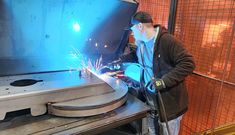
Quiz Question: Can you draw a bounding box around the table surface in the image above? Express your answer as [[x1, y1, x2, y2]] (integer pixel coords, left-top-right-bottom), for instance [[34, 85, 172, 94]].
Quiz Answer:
[[0, 94, 150, 135]]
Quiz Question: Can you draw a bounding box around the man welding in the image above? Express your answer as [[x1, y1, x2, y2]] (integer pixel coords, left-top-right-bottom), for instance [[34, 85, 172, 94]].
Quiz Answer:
[[108, 11, 195, 135]]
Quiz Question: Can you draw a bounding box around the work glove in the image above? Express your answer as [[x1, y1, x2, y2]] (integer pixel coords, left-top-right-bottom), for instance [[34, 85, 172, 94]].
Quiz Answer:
[[108, 63, 121, 70], [106, 58, 122, 70], [99, 59, 122, 73], [146, 78, 166, 93]]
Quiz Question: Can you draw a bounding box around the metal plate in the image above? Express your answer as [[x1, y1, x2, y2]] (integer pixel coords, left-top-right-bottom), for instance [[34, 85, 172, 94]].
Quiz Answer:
[[48, 73, 128, 117], [0, 70, 127, 120]]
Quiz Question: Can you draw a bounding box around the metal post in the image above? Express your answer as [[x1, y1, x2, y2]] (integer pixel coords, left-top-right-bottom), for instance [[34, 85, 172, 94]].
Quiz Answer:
[[168, 0, 178, 34]]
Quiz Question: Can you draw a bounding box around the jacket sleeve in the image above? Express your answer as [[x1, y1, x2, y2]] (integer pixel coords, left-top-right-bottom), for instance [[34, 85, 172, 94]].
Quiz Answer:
[[161, 35, 195, 88], [120, 43, 138, 63], [120, 51, 138, 63]]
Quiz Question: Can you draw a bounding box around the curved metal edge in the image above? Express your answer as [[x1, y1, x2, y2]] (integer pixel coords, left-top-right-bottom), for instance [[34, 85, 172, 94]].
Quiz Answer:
[[48, 95, 128, 117], [51, 93, 127, 110]]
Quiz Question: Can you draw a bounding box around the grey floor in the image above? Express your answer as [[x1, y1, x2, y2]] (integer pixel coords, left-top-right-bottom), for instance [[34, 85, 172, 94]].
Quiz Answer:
[[99, 126, 136, 135], [100, 129, 135, 135], [99, 123, 149, 135]]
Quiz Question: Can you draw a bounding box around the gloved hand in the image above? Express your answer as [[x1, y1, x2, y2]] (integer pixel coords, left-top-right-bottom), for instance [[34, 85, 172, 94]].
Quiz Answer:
[[108, 63, 121, 70], [106, 58, 122, 70], [99, 59, 122, 73], [146, 78, 166, 92]]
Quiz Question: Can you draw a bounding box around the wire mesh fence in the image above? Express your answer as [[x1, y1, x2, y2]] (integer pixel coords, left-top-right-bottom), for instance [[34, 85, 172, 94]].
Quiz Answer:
[[138, 0, 235, 134], [138, 0, 170, 28]]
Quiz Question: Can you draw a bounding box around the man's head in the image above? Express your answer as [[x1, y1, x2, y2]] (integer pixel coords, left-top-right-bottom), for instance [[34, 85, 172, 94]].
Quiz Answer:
[[130, 11, 154, 42]]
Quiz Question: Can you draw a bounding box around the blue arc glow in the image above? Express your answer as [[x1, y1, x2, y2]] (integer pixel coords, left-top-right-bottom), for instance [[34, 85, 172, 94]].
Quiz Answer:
[[1, 0, 136, 73], [73, 22, 81, 32]]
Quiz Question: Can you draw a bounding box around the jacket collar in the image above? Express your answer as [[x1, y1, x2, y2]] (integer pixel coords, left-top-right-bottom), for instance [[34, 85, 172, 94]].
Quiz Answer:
[[153, 25, 168, 53]]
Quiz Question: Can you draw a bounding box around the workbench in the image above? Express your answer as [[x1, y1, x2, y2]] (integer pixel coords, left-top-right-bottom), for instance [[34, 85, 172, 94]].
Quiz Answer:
[[0, 94, 150, 135]]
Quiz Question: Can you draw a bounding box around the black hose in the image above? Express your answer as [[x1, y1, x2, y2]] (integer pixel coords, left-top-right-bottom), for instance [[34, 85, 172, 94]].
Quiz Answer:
[[135, 64, 172, 135]]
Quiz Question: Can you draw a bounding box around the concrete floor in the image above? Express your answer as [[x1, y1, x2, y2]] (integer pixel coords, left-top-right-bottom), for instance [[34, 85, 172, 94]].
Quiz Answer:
[[99, 125, 136, 135]]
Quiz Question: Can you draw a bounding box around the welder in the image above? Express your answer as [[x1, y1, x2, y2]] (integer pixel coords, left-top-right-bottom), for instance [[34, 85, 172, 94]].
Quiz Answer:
[[105, 11, 195, 135]]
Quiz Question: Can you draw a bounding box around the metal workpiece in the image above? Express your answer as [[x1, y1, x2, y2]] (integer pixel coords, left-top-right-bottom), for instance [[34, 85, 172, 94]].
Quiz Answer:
[[0, 70, 128, 120], [0, 94, 150, 135], [48, 72, 129, 117]]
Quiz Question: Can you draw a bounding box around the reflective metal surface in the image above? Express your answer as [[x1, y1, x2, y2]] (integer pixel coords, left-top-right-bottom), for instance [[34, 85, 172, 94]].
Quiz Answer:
[[0, 70, 128, 120]]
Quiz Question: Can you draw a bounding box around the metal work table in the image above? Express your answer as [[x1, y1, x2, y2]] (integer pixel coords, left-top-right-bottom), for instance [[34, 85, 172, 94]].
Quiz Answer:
[[0, 94, 150, 135]]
